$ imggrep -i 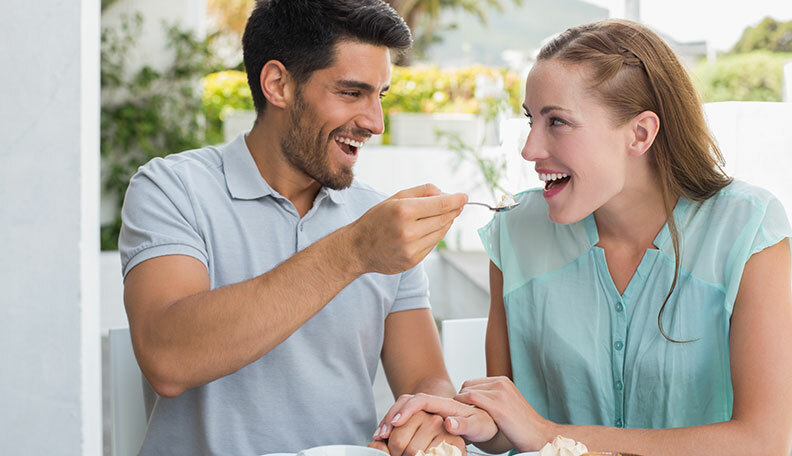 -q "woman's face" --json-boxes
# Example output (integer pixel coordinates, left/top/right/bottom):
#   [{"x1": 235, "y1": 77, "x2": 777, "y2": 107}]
[{"x1": 521, "y1": 59, "x2": 635, "y2": 224}]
